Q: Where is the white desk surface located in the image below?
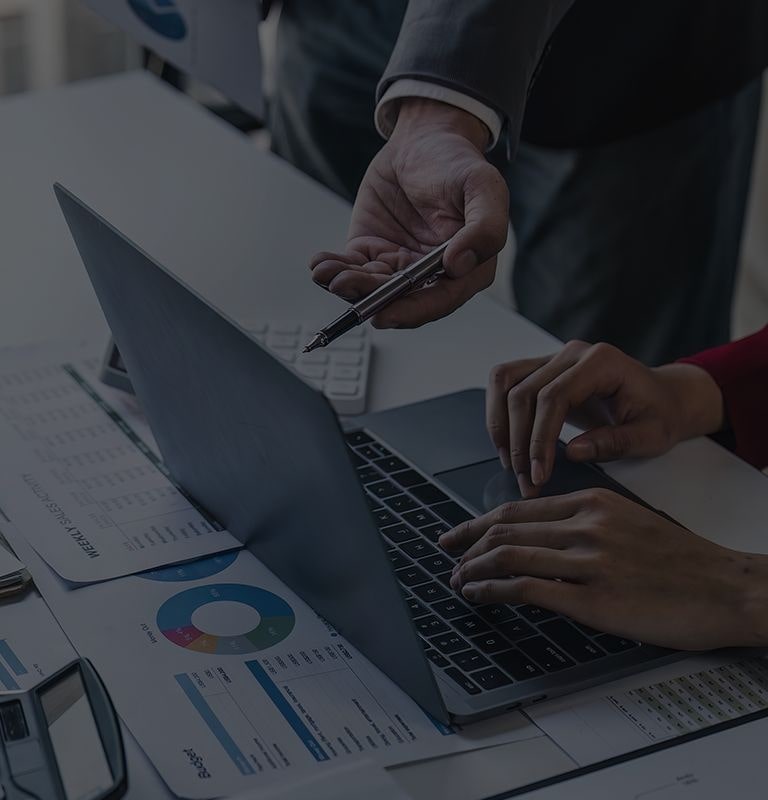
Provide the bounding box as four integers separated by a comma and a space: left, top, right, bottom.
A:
1, 71, 766, 800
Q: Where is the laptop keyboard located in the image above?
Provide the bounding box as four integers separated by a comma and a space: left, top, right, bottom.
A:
346, 430, 640, 696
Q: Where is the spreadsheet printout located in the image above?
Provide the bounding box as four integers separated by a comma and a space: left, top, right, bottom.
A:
0, 343, 239, 582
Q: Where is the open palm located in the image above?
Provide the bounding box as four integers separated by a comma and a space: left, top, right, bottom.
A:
310, 113, 509, 328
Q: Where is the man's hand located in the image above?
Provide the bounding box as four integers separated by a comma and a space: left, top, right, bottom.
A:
310, 98, 509, 328
487, 341, 724, 498
441, 490, 768, 651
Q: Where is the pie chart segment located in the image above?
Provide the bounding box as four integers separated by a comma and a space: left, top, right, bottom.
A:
141, 552, 238, 582
157, 584, 295, 654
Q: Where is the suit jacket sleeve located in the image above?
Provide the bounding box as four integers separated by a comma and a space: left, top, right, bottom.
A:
378, 0, 575, 152
679, 326, 768, 469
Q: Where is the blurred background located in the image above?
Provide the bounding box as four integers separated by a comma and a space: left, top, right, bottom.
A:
1, 1, 765, 337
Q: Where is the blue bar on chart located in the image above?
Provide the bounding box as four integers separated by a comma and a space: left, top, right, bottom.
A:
0, 641, 28, 676
174, 674, 255, 776
245, 660, 329, 762
0, 660, 19, 691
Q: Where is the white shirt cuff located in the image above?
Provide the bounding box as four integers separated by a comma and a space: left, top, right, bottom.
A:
375, 79, 504, 150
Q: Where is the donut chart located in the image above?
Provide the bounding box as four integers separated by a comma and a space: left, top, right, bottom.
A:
141, 552, 238, 582
157, 584, 295, 655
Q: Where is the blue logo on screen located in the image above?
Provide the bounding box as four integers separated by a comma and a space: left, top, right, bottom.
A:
127, 0, 188, 41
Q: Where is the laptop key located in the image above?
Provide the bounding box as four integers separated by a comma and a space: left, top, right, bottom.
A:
388, 551, 411, 571
358, 466, 383, 484
368, 480, 401, 499
346, 431, 372, 446
452, 650, 491, 672
425, 649, 450, 669
409, 483, 450, 505
418, 554, 453, 575
420, 522, 451, 542
453, 615, 492, 637
356, 445, 381, 460
473, 667, 514, 691
372, 509, 397, 527
478, 605, 517, 625
412, 582, 450, 603
402, 509, 439, 528
431, 598, 471, 620
539, 620, 606, 663
371, 442, 391, 457
395, 566, 430, 587
392, 469, 427, 488
366, 495, 383, 512
405, 596, 430, 618
517, 636, 574, 672
402, 539, 437, 559
430, 633, 470, 655
471, 633, 513, 655
595, 634, 639, 653
493, 649, 544, 681
496, 618, 536, 641
415, 615, 450, 637
385, 494, 420, 514
373, 456, 409, 473
435, 572, 455, 587
517, 605, 557, 623
443, 668, 481, 696
432, 501, 474, 527
380, 524, 419, 544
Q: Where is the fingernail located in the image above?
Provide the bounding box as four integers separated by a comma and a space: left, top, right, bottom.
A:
568, 440, 596, 460
516, 472, 534, 497
452, 250, 477, 276
462, 582, 480, 601
451, 563, 460, 574
498, 447, 511, 470
531, 458, 545, 486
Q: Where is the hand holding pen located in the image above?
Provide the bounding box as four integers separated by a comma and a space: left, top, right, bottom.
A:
304, 242, 450, 352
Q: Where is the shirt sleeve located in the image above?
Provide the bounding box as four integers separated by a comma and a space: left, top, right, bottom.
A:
678, 325, 768, 469
375, 79, 504, 150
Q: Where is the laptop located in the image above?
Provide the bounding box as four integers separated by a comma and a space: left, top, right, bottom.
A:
55, 184, 680, 725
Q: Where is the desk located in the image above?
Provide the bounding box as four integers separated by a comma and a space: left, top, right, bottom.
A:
1, 72, 767, 800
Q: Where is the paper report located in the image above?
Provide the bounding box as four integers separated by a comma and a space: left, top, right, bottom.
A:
4, 525, 541, 799
0, 344, 239, 582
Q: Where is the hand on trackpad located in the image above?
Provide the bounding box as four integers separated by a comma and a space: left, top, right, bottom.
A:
436, 446, 625, 514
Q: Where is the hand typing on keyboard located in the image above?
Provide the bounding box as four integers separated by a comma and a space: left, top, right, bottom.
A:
440, 489, 768, 653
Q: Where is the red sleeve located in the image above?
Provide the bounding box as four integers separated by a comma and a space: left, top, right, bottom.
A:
678, 325, 768, 469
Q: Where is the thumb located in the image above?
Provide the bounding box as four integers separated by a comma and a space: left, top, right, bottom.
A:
566, 420, 661, 463
443, 163, 509, 278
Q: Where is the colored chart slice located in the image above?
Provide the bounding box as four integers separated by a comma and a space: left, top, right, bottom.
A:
141, 551, 238, 582
157, 584, 295, 654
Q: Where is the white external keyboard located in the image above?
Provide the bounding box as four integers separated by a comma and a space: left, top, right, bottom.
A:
246, 321, 372, 415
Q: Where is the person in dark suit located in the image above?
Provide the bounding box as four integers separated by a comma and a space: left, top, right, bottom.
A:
271, 0, 768, 364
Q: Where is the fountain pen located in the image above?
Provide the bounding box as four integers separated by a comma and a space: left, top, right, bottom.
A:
303, 241, 449, 353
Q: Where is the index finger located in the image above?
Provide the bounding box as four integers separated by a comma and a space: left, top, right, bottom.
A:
486, 357, 549, 464
439, 494, 581, 554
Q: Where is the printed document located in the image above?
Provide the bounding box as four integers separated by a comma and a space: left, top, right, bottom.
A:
4, 525, 542, 799
0, 344, 239, 582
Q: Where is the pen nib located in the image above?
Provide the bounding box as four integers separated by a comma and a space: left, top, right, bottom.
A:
302, 333, 325, 354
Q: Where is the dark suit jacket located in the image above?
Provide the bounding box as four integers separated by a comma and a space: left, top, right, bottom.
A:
379, 0, 768, 149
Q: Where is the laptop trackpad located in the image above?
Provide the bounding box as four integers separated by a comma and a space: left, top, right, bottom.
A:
436, 449, 625, 515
